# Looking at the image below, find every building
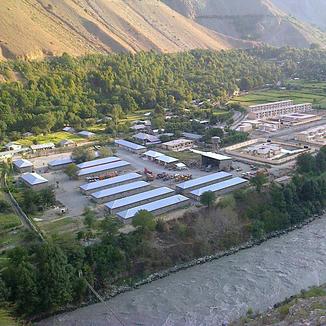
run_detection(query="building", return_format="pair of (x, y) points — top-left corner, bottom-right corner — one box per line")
(176, 172), (232, 194)
(77, 131), (95, 138)
(143, 150), (163, 161)
(130, 124), (147, 132)
(105, 187), (175, 214)
(48, 157), (74, 170)
(116, 194), (191, 224)
(248, 100), (312, 120)
(192, 150), (232, 171)
(238, 123), (253, 133)
(91, 181), (151, 204)
(161, 139), (194, 152)
(115, 139), (146, 154)
(190, 177), (248, 200)
(30, 143), (55, 153)
(58, 139), (75, 148)
(77, 156), (121, 170)
(20, 172), (49, 190)
(62, 126), (75, 133)
(5, 142), (22, 151)
(245, 143), (282, 158)
(13, 159), (33, 173)
(295, 124), (326, 145)
(156, 155), (179, 166)
(77, 160), (131, 179)
(182, 132), (203, 142)
(80, 172), (143, 195)
(133, 133), (161, 145)
(278, 113), (321, 127)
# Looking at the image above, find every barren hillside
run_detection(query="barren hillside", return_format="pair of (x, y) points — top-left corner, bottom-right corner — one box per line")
(0, 0), (234, 60)
(271, 0), (326, 31)
(163, 0), (326, 48)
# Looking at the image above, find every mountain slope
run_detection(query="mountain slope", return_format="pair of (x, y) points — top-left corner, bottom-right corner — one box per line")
(271, 0), (326, 31)
(163, 0), (326, 48)
(0, 0), (234, 60)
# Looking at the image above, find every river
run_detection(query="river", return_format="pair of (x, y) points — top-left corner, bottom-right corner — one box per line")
(39, 216), (326, 326)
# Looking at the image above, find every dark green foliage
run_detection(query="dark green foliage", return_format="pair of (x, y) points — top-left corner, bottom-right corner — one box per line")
(132, 210), (156, 231)
(0, 50), (279, 138)
(200, 191), (216, 208)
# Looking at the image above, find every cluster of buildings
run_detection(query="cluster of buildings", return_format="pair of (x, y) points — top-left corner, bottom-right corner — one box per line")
(295, 124), (326, 145)
(248, 100), (312, 120)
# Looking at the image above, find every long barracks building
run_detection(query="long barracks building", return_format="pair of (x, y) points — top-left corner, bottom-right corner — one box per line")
(248, 100), (312, 120)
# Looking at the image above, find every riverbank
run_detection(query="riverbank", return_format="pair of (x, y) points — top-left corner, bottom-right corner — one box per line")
(38, 213), (326, 325)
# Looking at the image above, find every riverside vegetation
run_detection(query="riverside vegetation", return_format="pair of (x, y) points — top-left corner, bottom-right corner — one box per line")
(0, 146), (325, 322)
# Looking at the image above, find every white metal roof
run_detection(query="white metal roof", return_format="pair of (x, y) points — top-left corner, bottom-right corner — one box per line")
(80, 173), (142, 192)
(13, 159), (33, 168)
(78, 131), (95, 137)
(156, 155), (179, 164)
(105, 187), (175, 210)
(143, 150), (163, 158)
(30, 143), (55, 150)
(77, 160), (130, 176)
(115, 139), (146, 150)
(176, 172), (232, 190)
(48, 158), (74, 167)
(117, 194), (190, 220)
(20, 172), (48, 185)
(191, 177), (248, 197)
(91, 181), (150, 199)
(191, 150), (232, 161)
(77, 156), (121, 169)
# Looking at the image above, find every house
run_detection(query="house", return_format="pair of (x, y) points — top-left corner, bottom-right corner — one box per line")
(5, 142), (22, 151)
(161, 139), (194, 152)
(13, 159), (34, 173)
(62, 126), (75, 133)
(20, 172), (49, 190)
(130, 124), (147, 132)
(77, 131), (95, 138)
(30, 143), (55, 153)
(22, 132), (33, 138)
(58, 139), (75, 148)
(182, 132), (203, 142)
(133, 133), (161, 145)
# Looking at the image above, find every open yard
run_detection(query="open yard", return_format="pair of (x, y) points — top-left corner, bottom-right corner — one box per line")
(17, 131), (85, 146)
(232, 80), (326, 109)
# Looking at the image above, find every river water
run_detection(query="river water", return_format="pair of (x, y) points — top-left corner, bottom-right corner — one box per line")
(40, 217), (326, 326)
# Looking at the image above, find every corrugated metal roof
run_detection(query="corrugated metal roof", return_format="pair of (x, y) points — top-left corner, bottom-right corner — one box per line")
(77, 156), (121, 169)
(20, 173), (48, 185)
(78, 131), (95, 137)
(105, 187), (175, 210)
(115, 139), (146, 150)
(80, 173), (142, 192)
(176, 172), (232, 190)
(156, 155), (179, 164)
(191, 150), (231, 161)
(77, 160), (130, 176)
(117, 194), (190, 220)
(143, 150), (163, 158)
(91, 181), (149, 199)
(48, 158), (74, 167)
(13, 159), (33, 168)
(191, 177), (248, 197)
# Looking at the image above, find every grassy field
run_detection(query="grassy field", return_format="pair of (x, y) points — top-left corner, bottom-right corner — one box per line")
(0, 309), (18, 326)
(0, 214), (21, 231)
(232, 80), (326, 109)
(17, 131), (85, 146)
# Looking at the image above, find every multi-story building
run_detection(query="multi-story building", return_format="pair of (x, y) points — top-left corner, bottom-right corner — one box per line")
(248, 100), (312, 120)
(295, 125), (326, 145)
(161, 138), (194, 152)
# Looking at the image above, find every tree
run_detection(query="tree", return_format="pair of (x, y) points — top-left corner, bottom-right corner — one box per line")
(132, 210), (156, 231)
(37, 243), (74, 311)
(72, 147), (96, 164)
(200, 191), (216, 208)
(65, 163), (79, 179)
(250, 174), (268, 192)
(83, 208), (96, 230)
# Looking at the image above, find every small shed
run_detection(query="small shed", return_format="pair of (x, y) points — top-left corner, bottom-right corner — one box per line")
(5, 142), (22, 151)
(77, 131), (95, 139)
(13, 159), (34, 173)
(58, 139), (75, 148)
(20, 172), (49, 190)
